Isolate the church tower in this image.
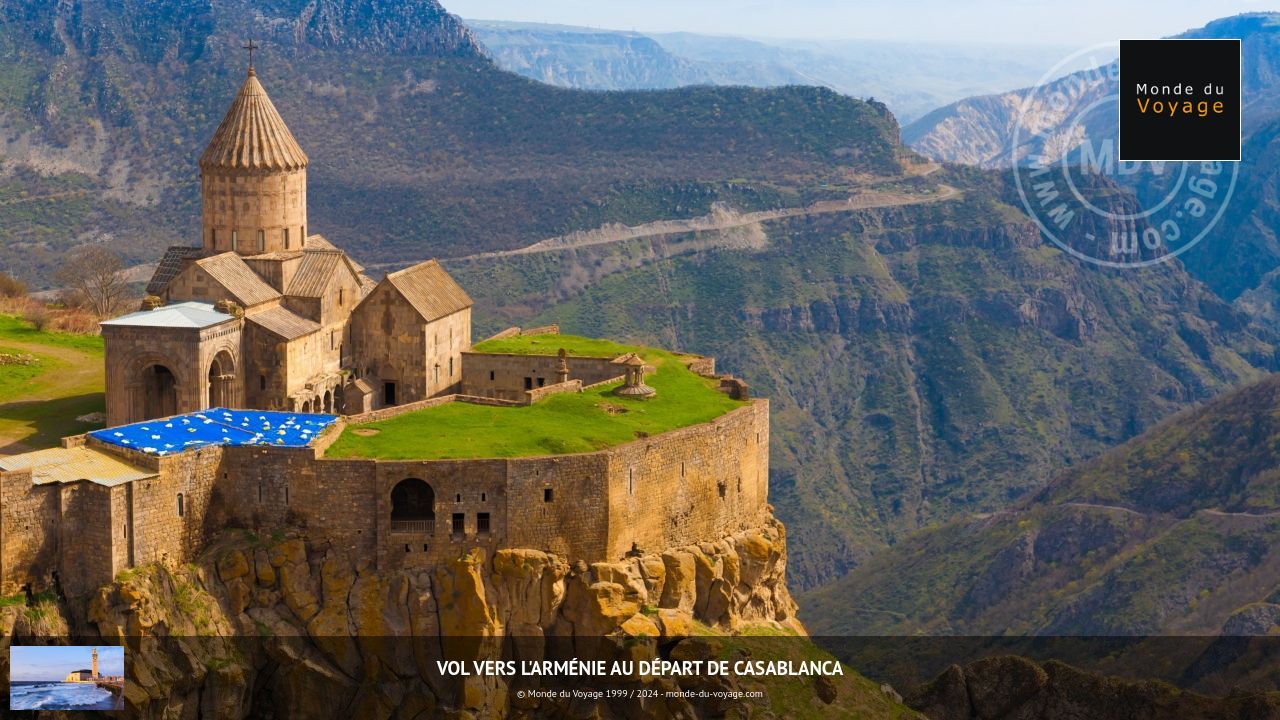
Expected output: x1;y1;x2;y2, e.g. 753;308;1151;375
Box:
199;63;309;256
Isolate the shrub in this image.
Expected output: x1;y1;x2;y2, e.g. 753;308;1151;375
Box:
23;303;49;331
0;273;26;298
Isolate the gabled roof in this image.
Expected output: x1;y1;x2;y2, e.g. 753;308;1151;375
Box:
382;260;473;322
246;305;320;340
101;301;233;329
194;253;281;307
199;69;309;172
304;234;337;251
146;246;208;296
286;250;344;298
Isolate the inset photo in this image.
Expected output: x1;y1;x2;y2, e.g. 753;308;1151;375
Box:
8;645;125;712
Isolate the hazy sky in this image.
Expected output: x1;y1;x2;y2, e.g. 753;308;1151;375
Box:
441;1;1275;46
10;646;125;681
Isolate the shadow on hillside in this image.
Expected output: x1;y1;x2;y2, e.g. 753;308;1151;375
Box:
0;392;105;455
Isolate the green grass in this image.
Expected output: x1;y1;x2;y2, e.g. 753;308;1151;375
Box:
326;335;743;460
0;314;105;450
474;334;641;358
0;315;104;353
0;345;47;402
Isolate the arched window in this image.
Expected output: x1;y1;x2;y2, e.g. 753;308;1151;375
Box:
390;478;435;534
177;493;185;517
256;229;265;253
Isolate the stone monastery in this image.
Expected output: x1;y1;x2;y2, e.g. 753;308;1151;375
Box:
0;66;770;607
103;64;471;425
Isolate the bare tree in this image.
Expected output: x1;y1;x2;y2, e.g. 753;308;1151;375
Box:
55;245;130;318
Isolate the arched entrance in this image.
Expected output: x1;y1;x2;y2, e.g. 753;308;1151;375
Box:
322;389;333;414
333;384;346;415
141;364;178;419
208;351;235;408
390;478;435;534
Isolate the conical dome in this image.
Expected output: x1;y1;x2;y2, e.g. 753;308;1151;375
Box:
199;69;309;172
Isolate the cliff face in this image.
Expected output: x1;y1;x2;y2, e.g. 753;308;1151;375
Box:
78;520;808;718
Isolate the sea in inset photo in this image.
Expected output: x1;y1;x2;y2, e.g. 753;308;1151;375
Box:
8;645;124;711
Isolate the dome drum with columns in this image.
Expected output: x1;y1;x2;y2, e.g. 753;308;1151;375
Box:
102;62;473;427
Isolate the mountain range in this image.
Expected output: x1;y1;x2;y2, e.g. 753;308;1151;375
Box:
468;19;1083;125
802;367;1280;639
0;0;899;289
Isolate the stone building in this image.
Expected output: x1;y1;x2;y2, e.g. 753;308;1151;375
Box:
102;65;472;426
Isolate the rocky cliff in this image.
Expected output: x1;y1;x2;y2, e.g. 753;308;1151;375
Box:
0;518;915;719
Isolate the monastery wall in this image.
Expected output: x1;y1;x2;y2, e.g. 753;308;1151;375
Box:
459;352;625;401
1;399;769;597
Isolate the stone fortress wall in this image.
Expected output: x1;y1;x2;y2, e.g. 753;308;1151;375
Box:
0;343;769;600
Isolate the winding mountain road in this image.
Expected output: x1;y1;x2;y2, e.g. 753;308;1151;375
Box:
454;184;961;262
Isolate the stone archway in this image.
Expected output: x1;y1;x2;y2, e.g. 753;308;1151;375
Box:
140;364;178;420
208;350;236;409
333;384;346;415
390;478;435;534
322;389;333;414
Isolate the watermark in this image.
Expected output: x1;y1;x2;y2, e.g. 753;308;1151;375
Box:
1012;42;1239;268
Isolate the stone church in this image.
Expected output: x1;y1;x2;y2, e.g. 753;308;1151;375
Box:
102;65;472;426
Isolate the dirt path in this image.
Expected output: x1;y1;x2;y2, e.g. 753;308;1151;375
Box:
449;184;960;263
0;339;104;455
0;339;101;400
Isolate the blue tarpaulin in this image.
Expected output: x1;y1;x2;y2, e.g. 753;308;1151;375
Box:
89;408;338;456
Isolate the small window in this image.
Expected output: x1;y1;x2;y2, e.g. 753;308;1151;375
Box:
450;358;455;377
232;230;238;247
284;228;290;249
177;493;184;517
452;513;465;535
480;492;486;502
477;513;490;534
210;228;217;248
122;522;127;539
543;488;553;502
536;377;545;388
338;288;344;306
681;462;686;478
257;229;265;252
285;485;290;505
628;469;634;496
489;371;495;381
330;330;336;350
455;493;462;503
259;375;266;391
423;544;429;552
524;377;533;390
405;544;410;553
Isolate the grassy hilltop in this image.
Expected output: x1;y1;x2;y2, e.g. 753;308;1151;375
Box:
328;335;744;459
0;314;104;453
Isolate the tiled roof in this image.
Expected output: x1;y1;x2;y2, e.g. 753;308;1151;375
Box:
0;446;157;487
195;253;281;307
199;69;308;172
247;305;320;340
101;301;234;329
383;260;473;322
304;234;337;251
286;250;343;298
146;246;207;296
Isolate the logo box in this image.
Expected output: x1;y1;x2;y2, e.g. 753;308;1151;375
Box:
1118;38;1241;162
